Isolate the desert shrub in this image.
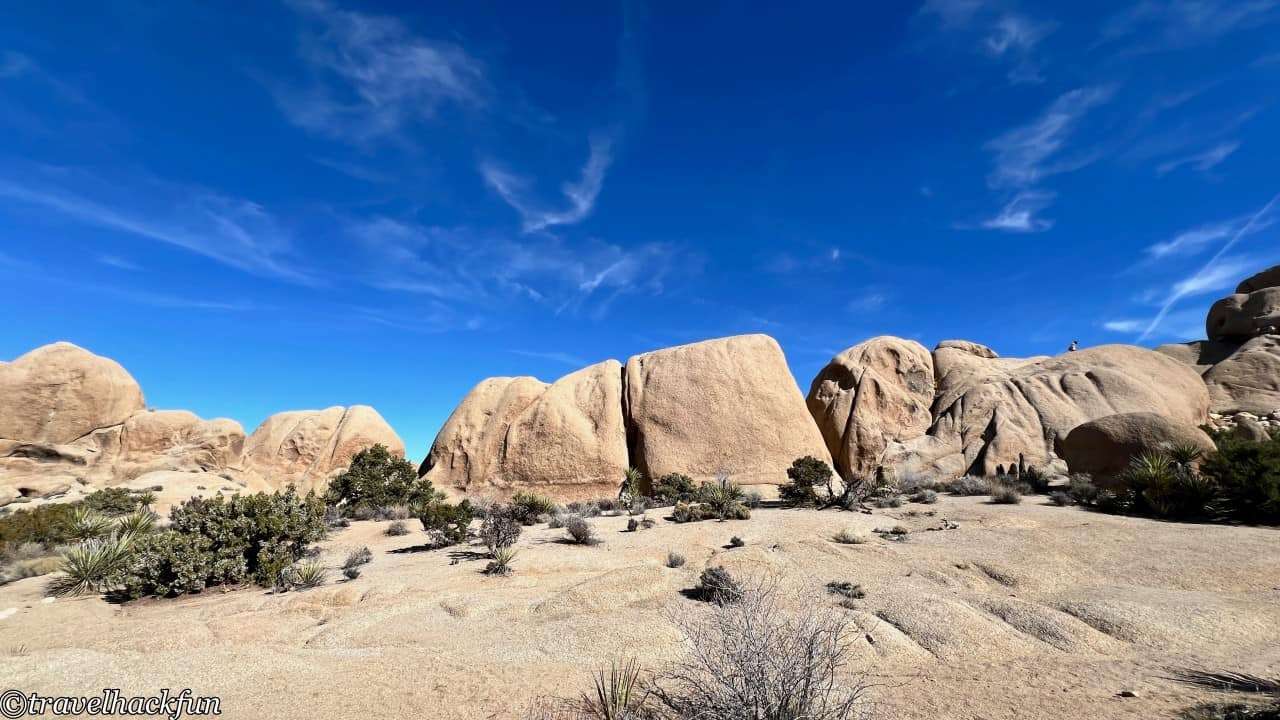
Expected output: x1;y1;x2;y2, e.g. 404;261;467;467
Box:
384;520;409;536
946;475;992;496
294;561;327;589
565;501;603;518
628;497;650;516
620;466;645;505
484;546;518;576
825;580;866;600
743;489;764;509
349;503;380;521
627;517;640;532
64;507;115;542
780;456;836;507
565;516;598;545
595;497;621;514
910;489;938;504
46;535;136;597
510;492;557;525
343;566;361;580
699;476;750;521
1068;474;1101;505
1201;431;1280;524
650;473;698;505
344;546;373;569
641;516;656;529
547;513;568;529
1021;466;1052;494
83;487;154;517
898;472;941;495
873;494;903;509
117;487;327;598
990;484;1023;504
728;536;745;548
694;566;742;605
1049;491;1073;506
666;551;686;568
832;528;869;545
325;444;439;516
651;583;869;719
480;509;522;554
419;500;475;546
0;503;83;551
0;553;62;586
1117;452;1218;520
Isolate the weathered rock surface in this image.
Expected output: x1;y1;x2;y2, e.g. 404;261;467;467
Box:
625;334;831;486
807;337;934;479
243;406;404;493
1207;289;1280;341
1061;412;1216;486
1154;340;1240;375
0;342;144;445
421;363;629;500
1201;335;1280;415
120;410;245;473
1236;264;1280;294
887;345;1209;478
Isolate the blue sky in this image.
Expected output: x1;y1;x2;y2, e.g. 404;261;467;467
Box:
2;0;1278;456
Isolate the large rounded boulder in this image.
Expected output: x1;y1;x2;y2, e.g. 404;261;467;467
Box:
807;337;934;479
625;334;831;487
1062;412;1216;486
1202;335;1280;415
0;342;145;444
120;410;245;472
421;363;629;500
243;405;404;492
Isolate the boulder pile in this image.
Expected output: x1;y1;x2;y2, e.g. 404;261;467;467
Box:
0;342;402;509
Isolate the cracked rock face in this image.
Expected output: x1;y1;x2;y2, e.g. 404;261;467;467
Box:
0;342;145;445
242;406;405;494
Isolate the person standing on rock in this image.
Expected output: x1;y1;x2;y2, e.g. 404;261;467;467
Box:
1068;340;1079;352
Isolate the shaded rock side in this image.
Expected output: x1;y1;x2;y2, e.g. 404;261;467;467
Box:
1061;411;1216;487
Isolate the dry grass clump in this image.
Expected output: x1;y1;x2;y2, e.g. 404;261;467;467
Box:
831;528;870;545
384;520;410;536
989;485;1023;504
565;516;600;546
665;551;686;569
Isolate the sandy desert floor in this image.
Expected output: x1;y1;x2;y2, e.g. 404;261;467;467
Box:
2;495;1279;719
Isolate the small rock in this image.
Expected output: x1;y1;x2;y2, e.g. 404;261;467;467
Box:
1118;690;1138;698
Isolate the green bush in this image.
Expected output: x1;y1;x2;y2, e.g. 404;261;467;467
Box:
1068;474;1101;505
1201;431;1280;524
480;509;521;554
779;456;835;507
0;503;82;551
83;488;155;517
119;487;326;598
418;500;474;546
509;492;556;525
698;477;750;521
325;444;439;515
650;473;697;505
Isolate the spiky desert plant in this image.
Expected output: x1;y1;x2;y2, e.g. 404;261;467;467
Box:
583;658;647;720
484;546;518;576
63;507;114;542
294;561;327;589
114;509;158;539
1168;442;1206;467
46;536;133;597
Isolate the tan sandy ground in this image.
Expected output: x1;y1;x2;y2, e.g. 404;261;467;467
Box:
2;496;1279;719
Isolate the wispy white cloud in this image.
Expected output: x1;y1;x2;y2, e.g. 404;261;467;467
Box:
1139;191;1280;340
1145;212;1274;260
481;134;614;233
1155;140;1240;175
847;291;888;312
274;0;485;143
918;0;988;29
1103;319;1146;333
347;215;688;319
96;254;141;271
1102;0;1280;51
985;85;1116;189
980;190;1056;233
983;14;1055;84
0;169;314;285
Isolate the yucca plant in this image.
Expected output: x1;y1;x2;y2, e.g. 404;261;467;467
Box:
484;546;518;576
115;509;158;539
47;536;133;597
63;507;114;542
1168;442;1206;467
294;561;327;589
584;659;647;720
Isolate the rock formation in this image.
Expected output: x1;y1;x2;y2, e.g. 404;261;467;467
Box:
807;337;934;478
0;342;403;509
1157;263;1280;415
420;362;627;500
422;334;831;499
1061;412;1216;486
625;335;831;487
814;340;1210;480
